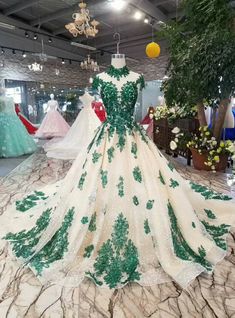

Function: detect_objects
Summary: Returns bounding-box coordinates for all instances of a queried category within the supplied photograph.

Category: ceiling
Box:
[0,0,179,63]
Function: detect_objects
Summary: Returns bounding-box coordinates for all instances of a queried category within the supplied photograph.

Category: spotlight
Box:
[61,58,65,64]
[69,59,72,65]
[1,48,4,54]
[110,0,127,10]
[33,34,38,40]
[144,17,149,24]
[25,31,29,38]
[22,51,27,58]
[134,11,143,20]
[48,37,52,43]
[12,49,16,54]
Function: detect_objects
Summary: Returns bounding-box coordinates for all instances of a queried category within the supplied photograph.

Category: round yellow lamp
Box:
[146,42,161,58]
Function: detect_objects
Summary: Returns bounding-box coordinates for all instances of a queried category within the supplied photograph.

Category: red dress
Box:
[15,104,38,135]
[92,101,106,122]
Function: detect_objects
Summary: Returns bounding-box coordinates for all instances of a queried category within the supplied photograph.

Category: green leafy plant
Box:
[162,0,235,141]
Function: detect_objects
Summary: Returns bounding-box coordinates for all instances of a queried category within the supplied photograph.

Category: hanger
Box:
[113,32,121,54]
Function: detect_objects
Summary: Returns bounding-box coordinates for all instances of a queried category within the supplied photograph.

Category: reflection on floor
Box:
[0,151,235,318]
[0,155,30,177]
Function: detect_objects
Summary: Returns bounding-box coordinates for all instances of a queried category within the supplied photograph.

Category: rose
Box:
[170,141,177,150]
[172,127,180,134]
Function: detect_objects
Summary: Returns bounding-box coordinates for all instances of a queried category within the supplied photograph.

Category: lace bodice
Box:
[0,96,15,114]
[92,66,145,128]
[47,100,58,111]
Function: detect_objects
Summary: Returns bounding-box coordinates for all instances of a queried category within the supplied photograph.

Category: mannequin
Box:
[46,93,59,111]
[224,99,235,128]
[79,91,94,107]
[44,90,101,160]
[36,93,69,139]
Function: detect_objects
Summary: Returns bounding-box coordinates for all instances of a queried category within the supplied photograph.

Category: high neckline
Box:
[106,65,130,80]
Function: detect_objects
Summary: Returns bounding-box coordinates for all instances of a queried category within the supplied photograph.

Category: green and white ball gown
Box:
[0,95,37,158]
[1,64,235,289]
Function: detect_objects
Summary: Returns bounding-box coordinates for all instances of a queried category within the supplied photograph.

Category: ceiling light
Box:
[22,51,27,58]
[1,48,4,54]
[71,42,97,51]
[48,37,52,43]
[12,49,16,54]
[134,11,143,20]
[25,31,29,38]
[144,18,149,24]
[0,22,16,30]
[33,34,38,40]
[110,0,127,10]
[62,58,65,64]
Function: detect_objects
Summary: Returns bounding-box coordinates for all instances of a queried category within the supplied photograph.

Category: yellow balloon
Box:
[146,42,161,58]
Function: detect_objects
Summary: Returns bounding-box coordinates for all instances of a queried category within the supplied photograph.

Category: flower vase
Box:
[190,148,228,171]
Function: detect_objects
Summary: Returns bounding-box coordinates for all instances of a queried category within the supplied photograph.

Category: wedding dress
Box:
[35,99,70,139]
[1,65,235,290]
[0,96,37,157]
[44,92,101,160]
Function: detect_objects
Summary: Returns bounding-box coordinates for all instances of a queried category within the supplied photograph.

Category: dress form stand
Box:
[47,93,59,111]
[79,91,94,107]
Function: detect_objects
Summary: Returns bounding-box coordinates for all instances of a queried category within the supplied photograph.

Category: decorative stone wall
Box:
[0,52,168,87]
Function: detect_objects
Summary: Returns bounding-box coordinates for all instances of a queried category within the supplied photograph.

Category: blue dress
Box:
[0,96,37,158]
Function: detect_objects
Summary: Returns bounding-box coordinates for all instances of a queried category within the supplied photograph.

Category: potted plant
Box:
[171,126,234,172]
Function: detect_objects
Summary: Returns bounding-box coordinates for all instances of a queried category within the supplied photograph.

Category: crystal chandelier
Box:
[65,1,99,38]
[28,62,43,72]
[81,55,100,72]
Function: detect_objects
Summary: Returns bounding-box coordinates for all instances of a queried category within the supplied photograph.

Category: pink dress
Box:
[36,100,70,139]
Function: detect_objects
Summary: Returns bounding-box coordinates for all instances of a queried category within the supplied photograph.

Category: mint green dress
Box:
[0,96,37,158]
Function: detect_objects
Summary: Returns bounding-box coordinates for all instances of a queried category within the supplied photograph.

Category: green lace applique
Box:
[84,245,94,258]
[131,142,138,159]
[106,65,130,80]
[4,208,52,259]
[144,219,151,234]
[136,74,145,90]
[78,172,87,190]
[198,246,206,258]
[132,196,139,206]
[117,134,126,152]
[133,166,142,183]
[190,182,232,201]
[170,179,179,188]
[29,207,75,275]
[88,213,97,232]
[204,209,216,219]
[168,162,175,172]
[92,151,102,164]
[167,201,212,271]
[86,213,140,288]
[92,76,103,90]
[192,222,196,228]
[201,220,230,250]
[146,200,155,210]
[100,170,108,188]
[107,146,115,163]
[81,216,89,224]
[117,176,124,197]
[16,191,48,212]
[159,171,165,185]
[82,159,88,169]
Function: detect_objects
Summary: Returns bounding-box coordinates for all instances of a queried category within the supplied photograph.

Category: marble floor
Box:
[0,150,235,318]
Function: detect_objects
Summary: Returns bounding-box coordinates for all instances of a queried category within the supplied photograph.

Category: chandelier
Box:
[65,1,99,38]
[81,55,100,72]
[28,62,43,72]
